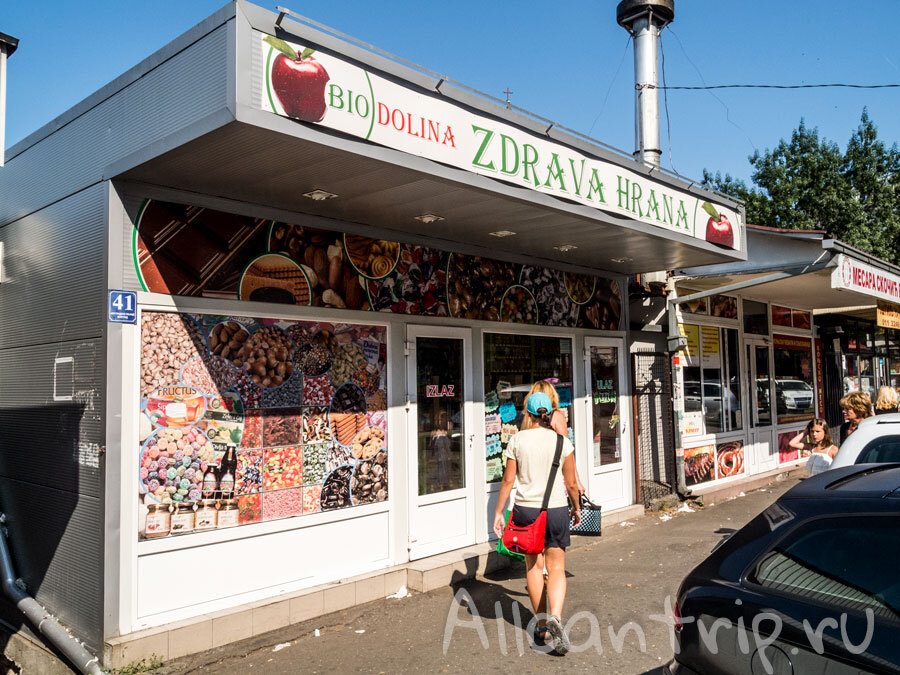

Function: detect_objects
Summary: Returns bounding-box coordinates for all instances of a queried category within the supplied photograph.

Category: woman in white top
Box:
[493,391,581,654]
[519,379,586,494]
[789,418,838,476]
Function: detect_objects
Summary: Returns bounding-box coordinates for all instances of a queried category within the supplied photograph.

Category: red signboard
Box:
[773,333,812,351]
[815,338,825,419]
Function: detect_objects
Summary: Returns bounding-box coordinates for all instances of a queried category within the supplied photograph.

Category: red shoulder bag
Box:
[501,435,564,555]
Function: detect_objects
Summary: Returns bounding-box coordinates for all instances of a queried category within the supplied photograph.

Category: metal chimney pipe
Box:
[616,0,674,168]
[0,32,20,168]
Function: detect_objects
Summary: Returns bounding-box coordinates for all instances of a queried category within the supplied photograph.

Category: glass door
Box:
[406,325,475,560]
[745,339,776,473]
[584,337,633,511]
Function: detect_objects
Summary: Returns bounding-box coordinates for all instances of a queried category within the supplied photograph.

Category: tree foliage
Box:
[703,110,900,263]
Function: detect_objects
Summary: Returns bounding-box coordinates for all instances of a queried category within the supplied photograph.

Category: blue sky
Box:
[3,1,899,186]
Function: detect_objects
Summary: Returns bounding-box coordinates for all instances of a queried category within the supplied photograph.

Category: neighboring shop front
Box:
[816,291,900,428]
[672,226,900,495]
[674,291,817,489]
[0,2,746,650]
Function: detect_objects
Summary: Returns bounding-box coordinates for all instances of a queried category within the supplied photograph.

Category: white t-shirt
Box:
[505,427,574,508]
[806,451,833,476]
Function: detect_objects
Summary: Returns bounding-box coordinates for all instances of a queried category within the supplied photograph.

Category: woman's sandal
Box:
[534,624,550,646]
[546,614,570,655]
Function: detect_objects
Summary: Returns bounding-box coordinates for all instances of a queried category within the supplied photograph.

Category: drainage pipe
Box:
[0,513,104,675]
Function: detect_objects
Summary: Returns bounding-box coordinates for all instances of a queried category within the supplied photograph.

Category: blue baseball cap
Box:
[526,392,552,416]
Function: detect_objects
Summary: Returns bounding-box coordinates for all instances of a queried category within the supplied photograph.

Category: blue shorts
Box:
[512,504,571,550]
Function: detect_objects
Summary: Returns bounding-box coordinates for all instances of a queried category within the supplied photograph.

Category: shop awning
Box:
[109,2,746,277]
[674,226,900,311]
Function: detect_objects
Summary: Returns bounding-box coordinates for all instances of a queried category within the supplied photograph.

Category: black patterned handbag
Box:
[570,494,602,536]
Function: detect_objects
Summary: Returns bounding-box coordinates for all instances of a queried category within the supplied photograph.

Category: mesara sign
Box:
[832,254,900,304]
[258,35,742,251]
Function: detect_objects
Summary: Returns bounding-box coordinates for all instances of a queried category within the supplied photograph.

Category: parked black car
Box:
[668,464,900,674]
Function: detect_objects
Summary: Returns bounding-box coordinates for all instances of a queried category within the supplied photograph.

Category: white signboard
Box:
[682,411,703,437]
[831,254,900,304]
[258,35,742,251]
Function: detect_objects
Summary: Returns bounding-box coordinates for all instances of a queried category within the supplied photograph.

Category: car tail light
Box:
[673,599,683,631]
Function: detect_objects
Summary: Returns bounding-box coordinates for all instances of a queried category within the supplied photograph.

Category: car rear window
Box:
[857,435,900,464]
[747,516,900,621]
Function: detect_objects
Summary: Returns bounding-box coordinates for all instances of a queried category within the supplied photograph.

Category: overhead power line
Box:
[643,83,900,90]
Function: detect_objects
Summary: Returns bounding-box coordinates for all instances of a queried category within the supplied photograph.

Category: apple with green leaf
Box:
[265,36,330,123]
[702,201,734,248]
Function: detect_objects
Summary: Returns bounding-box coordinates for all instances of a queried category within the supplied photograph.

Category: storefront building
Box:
[0,1,745,662]
[815,306,900,426]
[671,225,900,494]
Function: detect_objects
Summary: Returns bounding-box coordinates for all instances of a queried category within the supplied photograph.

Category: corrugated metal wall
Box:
[0,22,230,229]
[0,186,106,652]
[0,11,235,652]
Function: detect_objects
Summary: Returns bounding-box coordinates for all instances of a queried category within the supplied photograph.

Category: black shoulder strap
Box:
[540,434,565,512]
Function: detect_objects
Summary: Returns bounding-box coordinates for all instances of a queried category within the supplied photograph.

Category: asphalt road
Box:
[164,478,798,675]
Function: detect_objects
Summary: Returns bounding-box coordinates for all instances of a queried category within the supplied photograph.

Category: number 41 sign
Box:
[108,290,137,324]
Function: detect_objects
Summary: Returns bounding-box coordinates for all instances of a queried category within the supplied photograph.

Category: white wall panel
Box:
[135,510,390,625]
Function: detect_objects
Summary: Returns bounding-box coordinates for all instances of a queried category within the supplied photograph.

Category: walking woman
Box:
[519,380,585,494]
[493,391,581,654]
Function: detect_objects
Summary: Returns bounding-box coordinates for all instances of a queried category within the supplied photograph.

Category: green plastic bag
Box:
[496,509,525,562]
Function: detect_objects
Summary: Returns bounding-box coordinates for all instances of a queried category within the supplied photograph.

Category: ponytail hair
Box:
[535,409,552,429]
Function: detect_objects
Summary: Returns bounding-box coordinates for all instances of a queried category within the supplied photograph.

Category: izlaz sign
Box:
[259,35,741,251]
[832,254,900,304]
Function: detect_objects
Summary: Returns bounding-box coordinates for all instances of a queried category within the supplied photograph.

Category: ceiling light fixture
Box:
[489,230,516,238]
[610,256,633,263]
[303,189,339,201]
[414,213,444,224]
[554,244,578,252]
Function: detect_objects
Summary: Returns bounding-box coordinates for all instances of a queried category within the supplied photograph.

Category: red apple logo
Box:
[265,36,330,123]
[702,201,734,248]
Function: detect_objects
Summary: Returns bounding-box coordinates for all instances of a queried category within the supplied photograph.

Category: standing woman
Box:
[839,390,874,444]
[874,386,900,415]
[493,392,581,655]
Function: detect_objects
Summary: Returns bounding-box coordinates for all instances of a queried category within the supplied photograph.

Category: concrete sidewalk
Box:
[161,477,798,674]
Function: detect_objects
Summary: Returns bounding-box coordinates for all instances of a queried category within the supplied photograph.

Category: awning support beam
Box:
[666,257,834,351]
[669,258,835,315]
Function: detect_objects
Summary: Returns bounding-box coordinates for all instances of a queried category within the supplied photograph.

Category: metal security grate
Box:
[632,352,676,506]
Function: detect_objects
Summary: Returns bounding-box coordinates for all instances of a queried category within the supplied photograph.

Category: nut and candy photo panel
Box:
[138,311,388,541]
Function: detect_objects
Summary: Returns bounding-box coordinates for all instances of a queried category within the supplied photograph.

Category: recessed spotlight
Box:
[554,244,578,252]
[610,256,633,263]
[303,189,339,201]
[414,214,444,224]
[489,230,517,238]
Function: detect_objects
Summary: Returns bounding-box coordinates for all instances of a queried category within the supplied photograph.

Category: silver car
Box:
[831,413,900,468]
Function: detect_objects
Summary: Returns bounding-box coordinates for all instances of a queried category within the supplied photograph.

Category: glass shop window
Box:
[680,324,742,436]
[773,333,815,424]
[743,299,768,336]
[482,334,575,483]
[771,305,811,330]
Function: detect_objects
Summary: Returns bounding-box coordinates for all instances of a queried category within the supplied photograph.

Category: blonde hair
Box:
[875,386,899,411]
[527,380,560,410]
[521,380,561,429]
